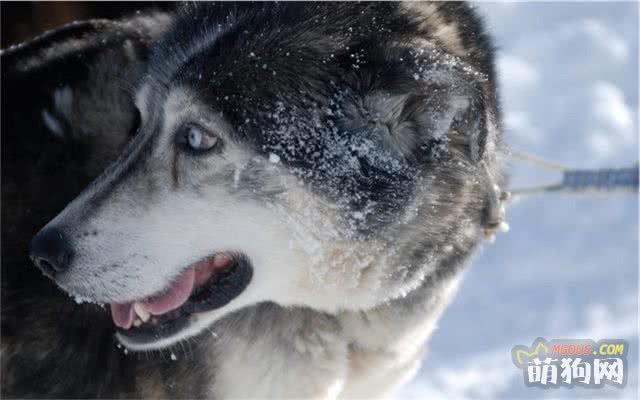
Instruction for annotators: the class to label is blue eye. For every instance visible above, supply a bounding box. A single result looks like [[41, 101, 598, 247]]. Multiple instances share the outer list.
[[178, 124, 219, 154], [188, 127, 203, 148]]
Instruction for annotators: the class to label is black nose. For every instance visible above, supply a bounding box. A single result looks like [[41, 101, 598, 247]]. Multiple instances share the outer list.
[[30, 227, 74, 278]]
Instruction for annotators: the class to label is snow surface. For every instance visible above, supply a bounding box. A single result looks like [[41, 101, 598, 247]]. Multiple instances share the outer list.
[[400, 2, 638, 399]]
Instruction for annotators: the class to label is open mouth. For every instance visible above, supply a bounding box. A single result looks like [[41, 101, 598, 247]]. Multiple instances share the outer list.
[[111, 252, 252, 346]]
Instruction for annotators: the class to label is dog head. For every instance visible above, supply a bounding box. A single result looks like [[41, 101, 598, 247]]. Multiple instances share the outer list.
[[29, 3, 504, 351]]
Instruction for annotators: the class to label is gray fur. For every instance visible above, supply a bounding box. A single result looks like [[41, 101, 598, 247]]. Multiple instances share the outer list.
[[3, 3, 505, 398]]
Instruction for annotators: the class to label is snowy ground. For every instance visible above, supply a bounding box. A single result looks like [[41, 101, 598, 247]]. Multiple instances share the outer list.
[[400, 2, 638, 399]]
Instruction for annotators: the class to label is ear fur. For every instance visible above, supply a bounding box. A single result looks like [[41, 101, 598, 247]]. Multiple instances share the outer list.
[[343, 44, 496, 166], [1, 12, 170, 173]]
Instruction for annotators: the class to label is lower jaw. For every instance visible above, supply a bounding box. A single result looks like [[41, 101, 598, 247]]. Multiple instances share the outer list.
[[116, 313, 192, 350], [115, 254, 253, 350]]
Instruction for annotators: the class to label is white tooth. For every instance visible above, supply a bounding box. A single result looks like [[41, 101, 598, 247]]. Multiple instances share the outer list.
[[133, 303, 151, 322], [133, 319, 142, 327]]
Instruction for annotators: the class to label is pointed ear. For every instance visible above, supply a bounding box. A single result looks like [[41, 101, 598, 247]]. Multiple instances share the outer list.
[[341, 44, 499, 166], [1, 13, 170, 173], [4, 19, 144, 76]]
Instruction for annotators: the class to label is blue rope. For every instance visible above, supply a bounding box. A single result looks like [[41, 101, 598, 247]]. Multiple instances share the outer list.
[[561, 166, 638, 192], [496, 155, 637, 241], [510, 150, 638, 196]]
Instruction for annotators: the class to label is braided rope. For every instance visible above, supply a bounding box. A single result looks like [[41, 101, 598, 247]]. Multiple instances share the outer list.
[[510, 152, 638, 197], [484, 152, 637, 242]]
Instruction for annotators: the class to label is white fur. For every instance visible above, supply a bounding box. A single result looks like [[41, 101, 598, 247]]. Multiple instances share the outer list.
[[40, 86, 467, 400], [45, 88, 432, 351]]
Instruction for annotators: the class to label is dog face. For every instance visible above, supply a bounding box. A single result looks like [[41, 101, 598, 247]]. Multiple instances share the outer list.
[[30, 3, 503, 350]]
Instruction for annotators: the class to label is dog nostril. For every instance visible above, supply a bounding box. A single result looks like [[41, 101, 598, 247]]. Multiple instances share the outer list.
[[29, 227, 74, 278]]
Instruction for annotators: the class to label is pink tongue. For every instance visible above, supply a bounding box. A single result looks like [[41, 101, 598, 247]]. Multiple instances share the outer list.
[[111, 303, 135, 329], [110, 268, 195, 329]]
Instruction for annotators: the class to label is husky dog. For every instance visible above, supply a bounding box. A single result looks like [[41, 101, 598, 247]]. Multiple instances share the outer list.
[[4, 2, 505, 398]]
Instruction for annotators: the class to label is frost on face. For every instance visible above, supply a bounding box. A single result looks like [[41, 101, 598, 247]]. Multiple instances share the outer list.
[[226, 41, 488, 291], [268, 153, 281, 164], [73, 294, 100, 305], [255, 90, 420, 237], [249, 46, 483, 236]]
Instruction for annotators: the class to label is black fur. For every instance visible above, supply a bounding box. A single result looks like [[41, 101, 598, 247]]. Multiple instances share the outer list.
[[142, 2, 501, 233], [2, 3, 503, 397], [1, 11, 181, 398]]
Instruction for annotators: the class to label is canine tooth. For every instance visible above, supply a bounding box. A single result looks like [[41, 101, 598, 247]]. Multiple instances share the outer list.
[[133, 318, 142, 327], [133, 302, 151, 322]]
